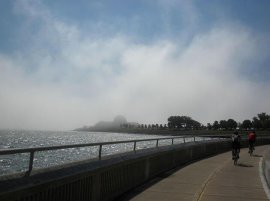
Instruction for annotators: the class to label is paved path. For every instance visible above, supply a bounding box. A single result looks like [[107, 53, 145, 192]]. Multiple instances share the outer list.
[[121, 145, 270, 201]]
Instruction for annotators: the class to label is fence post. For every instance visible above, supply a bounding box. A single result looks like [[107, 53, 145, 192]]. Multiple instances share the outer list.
[[183, 137, 186, 143], [172, 138, 174, 145], [156, 139, 159, 148], [25, 151, 35, 176], [134, 141, 137, 152], [99, 145, 102, 160]]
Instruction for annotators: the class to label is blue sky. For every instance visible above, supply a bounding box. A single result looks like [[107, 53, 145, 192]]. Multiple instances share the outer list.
[[0, 0, 269, 130]]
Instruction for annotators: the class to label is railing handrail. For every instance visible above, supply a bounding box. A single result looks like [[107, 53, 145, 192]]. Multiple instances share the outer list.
[[0, 136, 206, 155], [0, 135, 225, 176]]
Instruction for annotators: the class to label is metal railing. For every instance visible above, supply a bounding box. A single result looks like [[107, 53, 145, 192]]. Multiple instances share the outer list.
[[0, 136, 221, 176]]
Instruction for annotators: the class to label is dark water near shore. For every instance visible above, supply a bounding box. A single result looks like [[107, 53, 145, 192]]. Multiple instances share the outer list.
[[0, 130, 194, 176]]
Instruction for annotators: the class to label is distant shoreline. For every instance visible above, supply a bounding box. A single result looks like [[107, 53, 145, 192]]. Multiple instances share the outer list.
[[74, 128, 270, 136]]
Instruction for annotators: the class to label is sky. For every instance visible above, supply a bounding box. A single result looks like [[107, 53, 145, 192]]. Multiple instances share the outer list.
[[0, 0, 270, 130]]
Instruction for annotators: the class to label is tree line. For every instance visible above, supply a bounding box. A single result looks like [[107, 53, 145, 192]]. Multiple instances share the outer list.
[[207, 112, 270, 130], [120, 112, 270, 131]]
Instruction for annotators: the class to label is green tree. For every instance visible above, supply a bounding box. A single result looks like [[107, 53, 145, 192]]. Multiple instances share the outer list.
[[168, 116, 176, 129], [167, 115, 202, 130], [192, 120, 201, 130], [219, 120, 227, 130], [252, 117, 262, 129], [258, 112, 269, 121], [258, 112, 270, 129], [242, 119, 252, 130], [207, 123, 212, 130], [212, 121, 219, 130], [266, 120, 270, 129], [227, 119, 237, 130], [168, 116, 182, 129]]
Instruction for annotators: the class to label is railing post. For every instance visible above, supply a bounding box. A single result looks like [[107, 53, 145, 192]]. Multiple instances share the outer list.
[[99, 145, 102, 160], [172, 138, 174, 145], [133, 141, 137, 152], [194, 136, 196, 142], [183, 137, 186, 143], [156, 139, 159, 148], [25, 151, 34, 176]]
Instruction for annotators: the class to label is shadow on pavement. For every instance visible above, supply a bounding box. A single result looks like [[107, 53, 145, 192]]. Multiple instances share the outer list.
[[252, 154, 263, 157], [237, 163, 253, 167]]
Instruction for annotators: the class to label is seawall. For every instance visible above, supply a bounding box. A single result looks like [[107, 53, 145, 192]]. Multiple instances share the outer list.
[[1, 137, 270, 201]]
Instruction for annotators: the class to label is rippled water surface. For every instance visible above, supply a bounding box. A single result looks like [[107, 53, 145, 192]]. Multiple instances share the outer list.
[[0, 130, 194, 176]]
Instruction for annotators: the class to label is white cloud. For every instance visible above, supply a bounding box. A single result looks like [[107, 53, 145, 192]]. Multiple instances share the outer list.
[[0, 1, 269, 130], [107, 27, 270, 124]]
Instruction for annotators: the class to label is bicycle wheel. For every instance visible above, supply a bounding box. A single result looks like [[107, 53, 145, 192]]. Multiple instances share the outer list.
[[249, 146, 253, 156], [233, 149, 238, 165], [234, 156, 238, 165]]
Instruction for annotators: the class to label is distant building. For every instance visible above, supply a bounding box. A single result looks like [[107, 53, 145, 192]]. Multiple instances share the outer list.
[[75, 115, 138, 132], [91, 115, 138, 131]]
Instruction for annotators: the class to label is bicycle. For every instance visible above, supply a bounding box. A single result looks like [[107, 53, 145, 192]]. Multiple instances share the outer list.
[[232, 148, 239, 165], [249, 143, 255, 156]]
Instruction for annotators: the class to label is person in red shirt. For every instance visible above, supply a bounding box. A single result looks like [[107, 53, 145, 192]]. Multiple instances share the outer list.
[[248, 130, 256, 154]]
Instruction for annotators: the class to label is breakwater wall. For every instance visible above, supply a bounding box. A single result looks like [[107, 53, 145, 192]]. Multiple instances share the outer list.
[[1, 137, 270, 201]]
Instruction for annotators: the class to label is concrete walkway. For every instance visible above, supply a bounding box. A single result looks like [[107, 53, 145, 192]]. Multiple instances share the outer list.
[[120, 145, 270, 201]]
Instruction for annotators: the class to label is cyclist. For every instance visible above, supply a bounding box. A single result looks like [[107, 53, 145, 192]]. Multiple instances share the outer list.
[[248, 130, 256, 154], [232, 131, 241, 160]]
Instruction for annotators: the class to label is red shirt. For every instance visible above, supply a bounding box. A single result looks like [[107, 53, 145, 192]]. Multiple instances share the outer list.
[[248, 132, 256, 141]]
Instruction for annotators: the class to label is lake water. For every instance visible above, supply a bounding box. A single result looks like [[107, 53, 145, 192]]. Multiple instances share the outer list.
[[0, 130, 198, 176]]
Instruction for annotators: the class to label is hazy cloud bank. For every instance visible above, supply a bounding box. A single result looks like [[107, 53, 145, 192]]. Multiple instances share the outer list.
[[0, 0, 269, 130]]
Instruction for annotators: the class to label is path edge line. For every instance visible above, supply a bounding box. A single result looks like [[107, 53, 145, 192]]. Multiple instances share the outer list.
[[259, 155, 270, 200]]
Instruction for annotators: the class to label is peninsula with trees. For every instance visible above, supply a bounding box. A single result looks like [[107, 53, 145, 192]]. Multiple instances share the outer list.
[[75, 112, 270, 135]]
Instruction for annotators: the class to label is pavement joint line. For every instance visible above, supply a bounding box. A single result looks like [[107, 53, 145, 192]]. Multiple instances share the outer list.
[[207, 184, 263, 189], [199, 192, 268, 200], [201, 194, 269, 201], [192, 155, 231, 201], [259, 148, 270, 200], [147, 189, 194, 195]]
